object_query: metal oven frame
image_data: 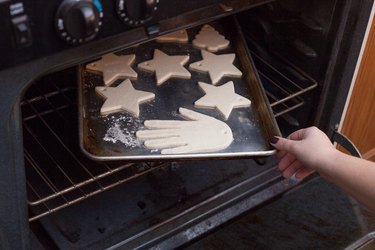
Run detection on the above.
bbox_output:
[0,0,373,249]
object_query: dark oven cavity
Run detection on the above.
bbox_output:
[0,0,373,249]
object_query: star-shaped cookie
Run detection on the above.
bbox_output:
[95,79,155,117]
[194,81,251,120]
[86,53,138,86]
[189,50,242,85]
[156,30,189,43]
[138,49,191,85]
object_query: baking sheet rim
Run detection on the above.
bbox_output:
[78,17,280,161]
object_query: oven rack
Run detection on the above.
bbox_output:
[21,70,169,222]
[249,50,318,118]
[23,53,317,221]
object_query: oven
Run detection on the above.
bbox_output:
[0,0,373,249]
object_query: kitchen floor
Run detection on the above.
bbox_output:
[181,176,373,250]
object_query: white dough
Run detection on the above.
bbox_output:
[138,49,191,85]
[86,53,137,86]
[95,79,155,117]
[189,50,242,85]
[156,30,189,43]
[194,81,251,120]
[192,25,230,52]
[136,108,233,154]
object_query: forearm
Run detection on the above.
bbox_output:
[271,127,375,211]
[319,151,375,211]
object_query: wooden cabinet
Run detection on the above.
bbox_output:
[340,15,375,161]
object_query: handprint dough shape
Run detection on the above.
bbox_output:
[136,108,233,154]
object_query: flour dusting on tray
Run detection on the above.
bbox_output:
[103,116,142,148]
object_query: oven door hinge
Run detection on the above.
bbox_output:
[331,130,362,158]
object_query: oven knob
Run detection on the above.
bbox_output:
[116,0,159,26]
[55,0,103,45]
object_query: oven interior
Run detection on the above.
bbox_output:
[19,0,369,249]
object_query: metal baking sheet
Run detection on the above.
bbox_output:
[79,16,281,161]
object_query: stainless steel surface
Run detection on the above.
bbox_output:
[345,232,375,250]
[79,17,281,161]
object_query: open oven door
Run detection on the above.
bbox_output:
[345,232,375,250]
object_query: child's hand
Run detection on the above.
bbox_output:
[270,126,336,180]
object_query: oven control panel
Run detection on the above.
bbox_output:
[116,0,159,26]
[55,0,104,45]
[0,0,224,71]
[0,0,268,72]
[54,0,160,45]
